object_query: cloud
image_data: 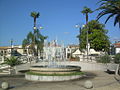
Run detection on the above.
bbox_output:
[64,32,69,34]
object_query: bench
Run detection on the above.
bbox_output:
[107,64,119,75]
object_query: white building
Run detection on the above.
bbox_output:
[65,45,79,59]
[113,42,120,54]
[0,45,32,57]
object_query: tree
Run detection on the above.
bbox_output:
[81,6,93,24]
[22,12,47,56]
[22,30,47,56]
[81,6,93,59]
[2,56,22,74]
[114,53,120,64]
[77,20,110,52]
[3,56,22,68]
[97,0,120,27]
[22,39,29,48]
[31,12,40,28]
[30,12,40,56]
[22,32,35,55]
[97,54,111,64]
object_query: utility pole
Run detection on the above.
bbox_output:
[10,39,13,56]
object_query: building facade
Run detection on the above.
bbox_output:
[112,42,120,54]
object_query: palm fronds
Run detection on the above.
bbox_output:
[97,0,120,27]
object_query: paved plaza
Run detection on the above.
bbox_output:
[0,71,120,90]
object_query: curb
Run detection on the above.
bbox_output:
[114,75,120,83]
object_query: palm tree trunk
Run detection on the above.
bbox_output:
[34,17,36,27]
[86,13,88,24]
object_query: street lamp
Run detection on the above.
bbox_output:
[75,24,89,61]
[75,24,85,32]
[33,26,37,57]
[86,25,89,61]
[82,24,89,61]
[33,26,43,57]
[75,24,81,33]
[40,26,43,29]
[33,26,37,30]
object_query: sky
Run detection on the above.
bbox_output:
[0,0,120,46]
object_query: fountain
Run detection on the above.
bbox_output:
[25,40,82,81]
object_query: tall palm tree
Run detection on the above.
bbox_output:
[31,12,40,28]
[30,12,40,56]
[81,6,93,61]
[97,0,120,27]
[22,12,47,57]
[81,6,93,24]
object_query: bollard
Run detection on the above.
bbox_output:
[84,80,93,89]
[1,82,9,90]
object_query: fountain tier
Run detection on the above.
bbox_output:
[25,65,82,81]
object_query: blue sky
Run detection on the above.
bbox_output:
[0,0,120,46]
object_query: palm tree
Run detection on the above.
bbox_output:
[3,56,22,68]
[22,30,47,56]
[2,56,22,74]
[81,6,93,24]
[30,12,40,56]
[35,29,48,56]
[22,12,47,57]
[81,6,93,61]
[97,0,120,27]
[31,12,40,28]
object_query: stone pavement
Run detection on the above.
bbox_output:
[114,75,120,83]
[0,71,120,90]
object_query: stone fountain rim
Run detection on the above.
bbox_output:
[30,65,81,72]
[25,72,84,81]
[31,65,81,69]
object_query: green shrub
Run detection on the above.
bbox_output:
[97,54,111,64]
[114,53,120,64]
[0,69,2,72]
[3,56,22,67]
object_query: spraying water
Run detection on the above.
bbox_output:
[43,40,65,68]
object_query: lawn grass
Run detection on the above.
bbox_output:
[0,69,3,72]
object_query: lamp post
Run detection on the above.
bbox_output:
[33,26,37,57]
[75,24,85,32]
[39,26,43,58]
[76,24,89,61]
[86,25,89,61]
[33,26,43,57]
[75,24,81,32]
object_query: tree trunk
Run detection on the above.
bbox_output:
[86,13,88,24]
[34,17,36,27]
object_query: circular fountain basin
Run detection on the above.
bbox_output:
[29,65,81,74]
[25,65,83,81]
